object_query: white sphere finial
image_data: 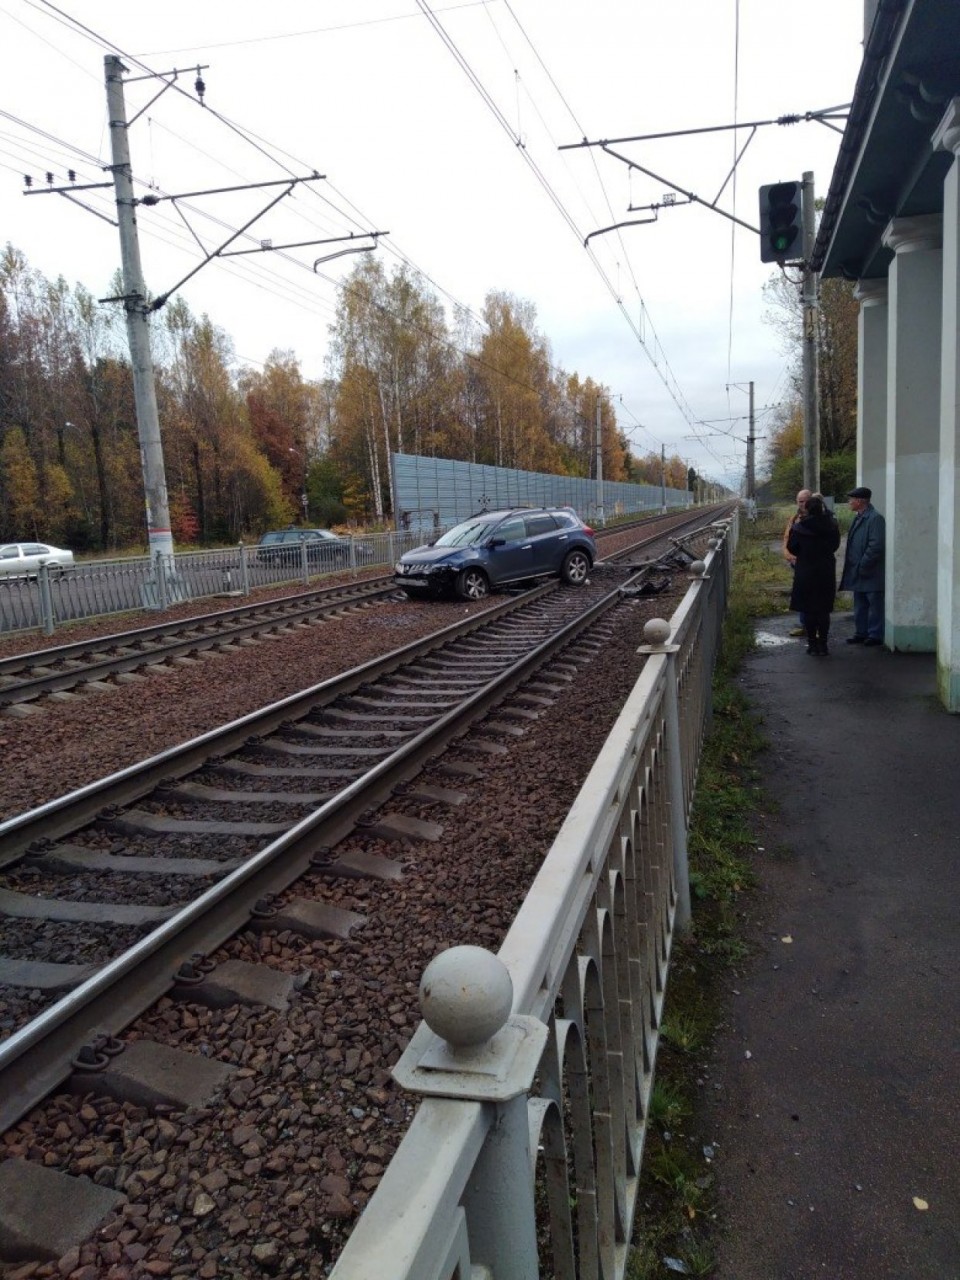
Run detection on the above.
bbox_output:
[689,560,706,577]
[707,536,719,549]
[643,617,671,646]
[420,946,513,1048]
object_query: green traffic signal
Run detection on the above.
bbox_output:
[759,180,802,263]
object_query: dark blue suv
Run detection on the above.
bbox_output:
[394,507,597,601]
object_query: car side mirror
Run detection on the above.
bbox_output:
[487,537,505,548]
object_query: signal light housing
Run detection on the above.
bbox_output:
[759,181,802,263]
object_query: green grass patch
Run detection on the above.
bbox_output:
[627,514,779,1279]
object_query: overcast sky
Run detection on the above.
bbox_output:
[0,0,865,486]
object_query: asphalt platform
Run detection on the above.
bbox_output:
[706,610,960,1280]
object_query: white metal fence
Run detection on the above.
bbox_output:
[329,514,738,1280]
[0,529,424,637]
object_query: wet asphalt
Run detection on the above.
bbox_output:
[707,611,960,1279]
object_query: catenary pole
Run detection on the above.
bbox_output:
[105,56,175,574]
[595,395,605,525]
[801,170,820,493]
[660,444,667,512]
[746,379,756,500]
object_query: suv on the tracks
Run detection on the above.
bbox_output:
[394,506,596,601]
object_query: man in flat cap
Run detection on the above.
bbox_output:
[839,487,885,645]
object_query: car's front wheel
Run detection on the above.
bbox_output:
[456,567,490,600]
[561,549,591,585]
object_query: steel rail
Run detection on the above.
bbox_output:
[0,570,639,1132]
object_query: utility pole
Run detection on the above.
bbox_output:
[746,379,756,501]
[595,396,605,525]
[105,55,176,592]
[26,57,355,606]
[801,170,820,493]
[660,444,667,513]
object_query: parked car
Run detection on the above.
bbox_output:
[0,541,75,578]
[256,527,370,572]
[394,507,596,601]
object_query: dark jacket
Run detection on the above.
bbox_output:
[839,504,885,592]
[788,511,840,614]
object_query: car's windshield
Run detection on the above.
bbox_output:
[434,518,496,548]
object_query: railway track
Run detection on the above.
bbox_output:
[0,560,651,1132]
[0,578,398,711]
[0,507,716,712]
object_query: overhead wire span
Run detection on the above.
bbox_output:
[414,0,705,436]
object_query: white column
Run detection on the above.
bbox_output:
[934,101,960,710]
[881,214,943,651]
[853,279,888,509]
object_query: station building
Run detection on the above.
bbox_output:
[814,0,960,709]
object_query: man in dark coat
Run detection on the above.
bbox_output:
[787,495,841,654]
[839,486,886,646]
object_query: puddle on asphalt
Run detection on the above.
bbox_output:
[754,630,793,648]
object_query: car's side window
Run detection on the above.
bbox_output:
[0,546,20,559]
[22,545,46,555]
[524,515,559,537]
[495,517,526,543]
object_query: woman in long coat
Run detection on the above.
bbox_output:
[786,494,841,655]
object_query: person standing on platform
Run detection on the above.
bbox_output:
[787,494,840,655]
[783,488,812,637]
[839,486,886,646]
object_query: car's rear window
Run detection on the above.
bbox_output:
[524,514,558,537]
[287,529,337,543]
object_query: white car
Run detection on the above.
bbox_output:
[0,541,75,577]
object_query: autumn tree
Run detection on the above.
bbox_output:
[762,265,858,497]
[2,239,694,548]
[327,258,456,519]
[0,427,41,535]
[628,451,690,490]
[563,374,629,482]
[240,349,327,522]
[69,284,141,550]
[162,300,265,541]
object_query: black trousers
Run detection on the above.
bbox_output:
[805,610,830,646]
